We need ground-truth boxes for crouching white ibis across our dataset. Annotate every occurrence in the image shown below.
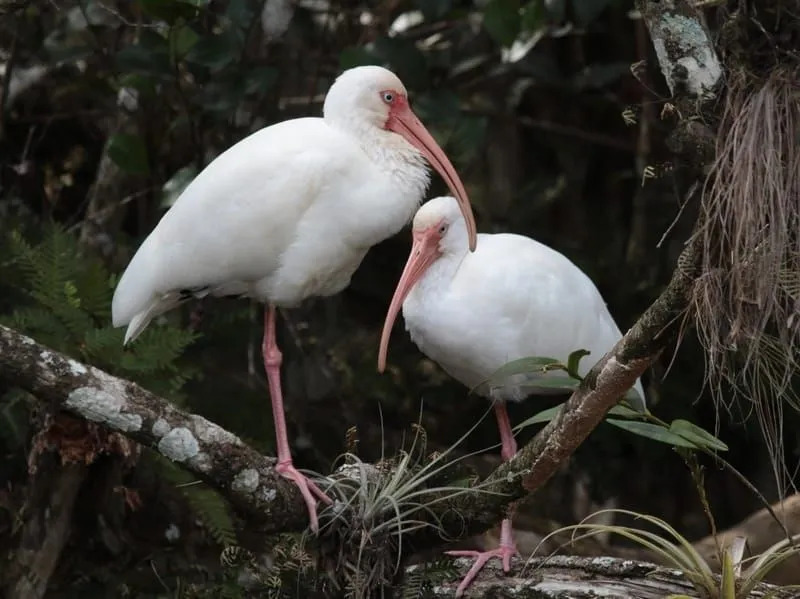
[111,67,478,533]
[377,196,644,596]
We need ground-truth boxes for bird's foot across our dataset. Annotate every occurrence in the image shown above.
[276,460,332,534]
[445,541,518,598]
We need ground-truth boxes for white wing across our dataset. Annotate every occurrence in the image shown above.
[111,117,372,342]
[418,233,645,404]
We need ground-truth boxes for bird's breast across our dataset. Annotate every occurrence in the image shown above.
[403,290,495,392]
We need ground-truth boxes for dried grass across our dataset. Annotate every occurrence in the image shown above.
[692,62,800,493]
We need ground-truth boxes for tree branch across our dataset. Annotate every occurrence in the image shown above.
[637,0,722,99]
[418,555,794,598]
[0,325,310,536]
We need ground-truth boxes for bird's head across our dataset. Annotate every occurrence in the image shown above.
[377,196,469,373]
[324,66,477,251]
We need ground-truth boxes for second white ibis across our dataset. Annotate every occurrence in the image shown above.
[378,196,644,596]
[111,67,477,533]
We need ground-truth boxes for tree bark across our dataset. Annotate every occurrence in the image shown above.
[0,325,311,536]
[4,459,88,599]
[415,555,794,598]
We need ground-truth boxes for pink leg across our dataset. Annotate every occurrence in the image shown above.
[444,400,518,597]
[262,305,331,533]
[494,401,518,461]
[446,519,517,597]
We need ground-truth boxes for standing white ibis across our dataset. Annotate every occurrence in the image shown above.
[377,196,644,596]
[111,67,478,533]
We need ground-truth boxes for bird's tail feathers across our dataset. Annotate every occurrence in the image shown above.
[122,292,184,345]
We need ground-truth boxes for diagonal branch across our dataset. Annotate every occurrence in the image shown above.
[0,324,310,535]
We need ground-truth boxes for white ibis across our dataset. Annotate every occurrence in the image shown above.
[111,67,478,533]
[377,196,644,596]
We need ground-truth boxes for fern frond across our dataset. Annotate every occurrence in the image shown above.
[151,452,238,548]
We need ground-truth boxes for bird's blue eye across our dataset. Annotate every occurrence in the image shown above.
[382,92,394,104]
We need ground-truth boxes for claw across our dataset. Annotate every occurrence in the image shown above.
[445,518,517,597]
[276,461,332,534]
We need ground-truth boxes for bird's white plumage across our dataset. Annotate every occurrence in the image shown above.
[401,196,645,404]
[112,67,430,343]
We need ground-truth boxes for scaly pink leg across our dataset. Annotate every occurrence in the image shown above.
[493,400,518,461]
[446,519,517,597]
[263,305,331,533]
[445,401,518,597]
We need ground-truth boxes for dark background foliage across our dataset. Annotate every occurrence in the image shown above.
[0,0,796,595]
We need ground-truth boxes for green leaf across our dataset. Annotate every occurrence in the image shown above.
[339,46,379,70]
[623,386,646,412]
[669,419,729,452]
[471,355,566,394]
[566,348,590,379]
[483,0,521,46]
[138,0,201,24]
[225,0,255,27]
[448,115,488,163]
[544,0,566,21]
[606,419,699,449]
[107,133,150,175]
[521,0,546,31]
[372,36,429,89]
[721,546,736,599]
[570,0,613,26]
[115,31,172,75]
[197,71,245,114]
[171,24,200,58]
[519,375,580,391]
[161,165,197,208]
[416,0,453,21]
[493,356,564,377]
[243,66,278,96]
[415,90,461,125]
[187,29,242,71]
[117,73,157,97]
[514,403,564,429]
[607,404,643,418]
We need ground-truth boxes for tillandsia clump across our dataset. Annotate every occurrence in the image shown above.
[691,0,800,491]
[533,508,800,599]
[313,422,497,599]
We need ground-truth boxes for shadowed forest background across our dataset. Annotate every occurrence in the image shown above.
[1,0,799,596]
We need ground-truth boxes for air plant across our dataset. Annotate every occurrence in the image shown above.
[531,508,800,599]
[314,411,506,599]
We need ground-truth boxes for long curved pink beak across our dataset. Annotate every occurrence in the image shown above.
[378,225,443,372]
[387,103,477,252]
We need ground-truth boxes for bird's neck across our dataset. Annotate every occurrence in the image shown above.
[411,249,465,301]
[330,119,431,199]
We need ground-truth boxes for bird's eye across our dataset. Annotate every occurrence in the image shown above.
[382,92,395,104]
[438,224,447,234]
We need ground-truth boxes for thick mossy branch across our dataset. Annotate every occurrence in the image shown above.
[416,555,794,599]
[0,324,310,535]
[637,0,722,165]
[637,0,722,99]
